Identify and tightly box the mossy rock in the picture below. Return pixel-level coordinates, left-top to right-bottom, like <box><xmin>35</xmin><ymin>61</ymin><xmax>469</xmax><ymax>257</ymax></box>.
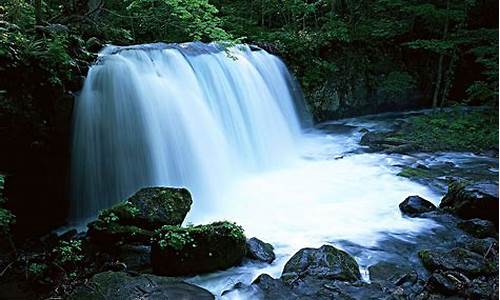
<box><xmin>69</xmin><ymin>271</ymin><xmax>214</xmax><ymax>300</ymax></box>
<box><xmin>88</xmin><ymin>187</ymin><xmax>192</xmax><ymax>246</ymax></box>
<box><xmin>418</xmin><ymin>247</ymin><xmax>495</xmax><ymax>277</ymax></box>
<box><xmin>281</xmin><ymin>245</ymin><xmax>361</xmax><ymax>284</ymax></box>
<box><xmin>397</xmin><ymin>166</ymin><xmax>434</xmax><ymax>179</ymax></box>
<box><xmin>151</xmin><ymin>221</ymin><xmax>246</xmax><ymax>276</ymax></box>
<box><xmin>440</xmin><ymin>181</ymin><xmax>499</xmax><ymax>224</ymax></box>
<box><xmin>100</xmin><ymin>187</ymin><xmax>192</xmax><ymax>230</ymax></box>
<box><xmin>87</xmin><ymin>221</ymin><xmax>153</xmax><ymax>245</ymax></box>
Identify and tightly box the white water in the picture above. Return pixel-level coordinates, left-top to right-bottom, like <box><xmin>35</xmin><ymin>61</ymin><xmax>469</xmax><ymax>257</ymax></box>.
<box><xmin>72</xmin><ymin>43</ymin><xmax>441</xmax><ymax>298</ymax></box>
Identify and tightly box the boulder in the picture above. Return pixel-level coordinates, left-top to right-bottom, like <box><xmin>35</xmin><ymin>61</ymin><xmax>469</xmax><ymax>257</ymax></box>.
<box><xmin>440</xmin><ymin>181</ymin><xmax>499</xmax><ymax>224</ymax></box>
<box><xmin>458</xmin><ymin>218</ymin><xmax>497</xmax><ymax>239</ymax></box>
<box><xmin>360</xmin><ymin>132</ymin><xmax>389</xmax><ymax>149</ymax></box>
<box><xmin>87</xmin><ymin>221</ymin><xmax>154</xmax><ymax>245</ymax></box>
<box><xmin>69</xmin><ymin>271</ymin><xmax>213</xmax><ymax>300</ymax></box>
<box><xmin>246</xmin><ymin>237</ymin><xmax>276</xmax><ymax>263</ymax></box>
<box><xmin>281</xmin><ymin>245</ymin><xmax>361</xmax><ymax>284</ymax></box>
<box><xmin>427</xmin><ymin>271</ymin><xmax>469</xmax><ymax>295</ymax></box>
<box><xmin>399</xmin><ymin>195</ymin><xmax>436</xmax><ymax>217</ymax></box>
<box><xmin>368</xmin><ymin>261</ymin><xmax>414</xmax><ymax>283</ymax></box>
<box><xmin>116</xmin><ymin>244</ymin><xmax>151</xmax><ymax>272</ymax></box>
<box><xmin>151</xmin><ymin>221</ymin><xmax>246</xmax><ymax>276</ymax></box>
<box><xmin>102</xmin><ymin>187</ymin><xmax>192</xmax><ymax>230</ymax></box>
<box><xmin>418</xmin><ymin>247</ymin><xmax>494</xmax><ymax>277</ymax></box>
<box><xmin>252</xmin><ymin>274</ymin><xmax>300</xmax><ymax>300</ymax></box>
<box><xmin>463</xmin><ymin>238</ymin><xmax>497</xmax><ymax>257</ymax></box>
<box><xmin>88</xmin><ymin>187</ymin><xmax>192</xmax><ymax>245</ymax></box>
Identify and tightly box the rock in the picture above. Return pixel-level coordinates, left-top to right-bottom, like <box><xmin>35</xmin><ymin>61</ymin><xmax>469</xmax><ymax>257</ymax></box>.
<box><xmin>69</xmin><ymin>271</ymin><xmax>214</xmax><ymax>300</ymax></box>
<box><xmin>316</xmin><ymin>123</ymin><xmax>357</xmax><ymax>134</ymax></box>
<box><xmin>427</xmin><ymin>271</ymin><xmax>469</xmax><ymax>295</ymax></box>
<box><xmin>281</xmin><ymin>245</ymin><xmax>361</xmax><ymax>284</ymax></box>
<box><xmin>116</xmin><ymin>244</ymin><xmax>151</xmax><ymax>272</ymax></box>
<box><xmin>88</xmin><ymin>187</ymin><xmax>192</xmax><ymax>245</ymax></box>
<box><xmin>86</xmin><ymin>37</ymin><xmax>103</xmax><ymax>53</ymax></box>
<box><xmin>458</xmin><ymin>218</ymin><xmax>497</xmax><ymax>239</ymax></box>
<box><xmin>368</xmin><ymin>261</ymin><xmax>414</xmax><ymax>283</ymax></box>
<box><xmin>151</xmin><ymin>221</ymin><xmax>246</xmax><ymax>276</ymax></box>
<box><xmin>463</xmin><ymin>238</ymin><xmax>498</xmax><ymax>257</ymax></box>
<box><xmin>246</xmin><ymin>237</ymin><xmax>276</xmax><ymax>263</ymax></box>
<box><xmin>360</xmin><ymin>132</ymin><xmax>389</xmax><ymax>149</ymax></box>
<box><xmin>466</xmin><ymin>276</ymin><xmax>498</xmax><ymax>299</ymax></box>
<box><xmin>104</xmin><ymin>187</ymin><xmax>192</xmax><ymax>230</ymax></box>
<box><xmin>399</xmin><ymin>195</ymin><xmax>436</xmax><ymax>217</ymax></box>
<box><xmin>58</xmin><ymin>229</ymin><xmax>78</xmax><ymax>241</ymax></box>
<box><xmin>87</xmin><ymin>221</ymin><xmax>154</xmax><ymax>245</ymax></box>
<box><xmin>252</xmin><ymin>274</ymin><xmax>300</xmax><ymax>300</ymax></box>
<box><xmin>419</xmin><ymin>247</ymin><xmax>494</xmax><ymax>277</ymax></box>
<box><xmin>440</xmin><ymin>181</ymin><xmax>499</xmax><ymax>224</ymax></box>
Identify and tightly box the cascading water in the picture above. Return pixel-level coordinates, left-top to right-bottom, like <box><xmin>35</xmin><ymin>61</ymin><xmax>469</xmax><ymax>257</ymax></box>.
<box><xmin>70</xmin><ymin>42</ymin><xmax>309</xmax><ymax>223</ymax></box>
<box><xmin>71</xmin><ymin>42</ymin><xmax>444</xmax><ymax>298</ymax></box>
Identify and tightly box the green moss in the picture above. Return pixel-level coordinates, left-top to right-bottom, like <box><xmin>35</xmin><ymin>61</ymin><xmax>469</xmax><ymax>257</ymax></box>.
<box><xmin>397</xmin><ymin>167</ymin><xmax>433</xmax><ymax>179</ymax></box>
<box><xmin>153</xmin><ymin>221</ymin><xmax>246</xmax><ymax>251</ymax></box>
<box><xmin>390</xmin><ymin>109</ymin><xmax>498</xmax><ymax>152</ymax></box>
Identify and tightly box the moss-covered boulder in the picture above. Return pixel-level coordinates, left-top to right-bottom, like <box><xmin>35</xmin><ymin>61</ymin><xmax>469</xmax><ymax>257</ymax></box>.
<box><xmin>440</xmin><ymin>181</ymin><xmax>499</xmax><ymax>224</ymax></box>
<box><xmin>151</xmin><ymin>221</ymin><xmax>246</xmax><ymax>276</ymax></box>
<box><xmin>281</xmin><ymin>245</ymin><xmax>361</xmax><ymax>284</ymax></box>
<box><xmin>88</xmin><ymin>187</ymin><xmax>192</xmax><ymax>245</ymax></box>
<box><xmin>69</xmin><ymin>271</ymin><xmax>214</xmax><ymax>300</ymax></box>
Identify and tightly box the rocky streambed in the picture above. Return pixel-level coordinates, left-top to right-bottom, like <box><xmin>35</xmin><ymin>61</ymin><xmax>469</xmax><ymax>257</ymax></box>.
<box><xmin>0</xmin><ymin>110</ymin><xmax>497</xmax><ymax>299</ymax></box>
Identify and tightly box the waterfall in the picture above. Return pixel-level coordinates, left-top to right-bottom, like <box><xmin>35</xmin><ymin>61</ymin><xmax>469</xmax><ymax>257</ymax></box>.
<box><xmin>70</xmin><ymin>42</ymin><xmax>310</xmax><ymax>223</ymax></box>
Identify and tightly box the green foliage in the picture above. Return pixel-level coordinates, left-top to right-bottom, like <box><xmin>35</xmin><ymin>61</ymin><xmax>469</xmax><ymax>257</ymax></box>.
<box><xmin>102</xmin><ymin>212</ymin><xmax>119</xmax><ymax>224</ymax></box>
<box><xmin>27</xmin><ymin>262</ymin><xmax>48</xmax><ymax>279</ymax></box>
<box><xmin>392</xmin><ymin>109</ymin><xmax>499</xmax><ymax>152</ymax></box>
<box><xmin>405</xmin><ymin>39</ymin><xmax>455</xmax><ymax>54</ymax></box>
<box><xmin>54</xmin><ymin>239</ymin><xmax>84</xmax><ymax>266</ymax></box>
<box><xmin>0</xmin><ymin>175</ymin><xmax>15</xmax><ymax>233</ymax></box>
<box><xmin>154</xmin><ymin>221</ymin><xmax>245</xmax><ymax>251</ymax></box>
<box><xmin>125</xmin><ymin>0</ymin><xmax>233</xmax><ymax>42</ymax></box>
<box><xmin>380</xmin><ymin>71</ymin><xmax>416</xmax><ymax>95</ymax></box>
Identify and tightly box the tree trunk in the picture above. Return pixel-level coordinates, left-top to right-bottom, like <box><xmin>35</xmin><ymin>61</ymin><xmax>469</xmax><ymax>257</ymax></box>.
<box><xmin>432</xmin><ymin>0</ymin><xmax>450</xmax><ymax>108</ymax></box>
<box><xmin>441</xmin><ymin>49</ymin><xmax>458</xmax><ymax>107</ymax></box>
<box><xmin>35</xmin><ymin>0</ymin><xmax>42</xmax><ymax>25</ymax></box>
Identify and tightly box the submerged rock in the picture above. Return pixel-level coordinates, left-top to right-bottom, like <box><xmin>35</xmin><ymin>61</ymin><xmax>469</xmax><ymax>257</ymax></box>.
<box><xmin>419</xmin><ymin>247</ymin><xmax>494</xmax><ymax>277</ymax></box>
<box><xmin>458</xmin><ymin>218</ymin><xmax>497</xmax><ymax>239</ymax></box>
<box><xmin>88</xmin><ymin>187</ymin><xmax>192</xmax><ymax>245</ymax></box>
<box><xmin>399</xmin><ymin>195</ymin><xmax>436</xmax><ymax>217</ymax></box>
<box><xmin>440</xmin><ymin>181</ymin><xmax>499</xmax><ymax>224</ymax></box>
<box><xmin>281</xmin><ymin>245</ymin><xmax>361</xmax><ymax>284</ymax></box>
<box><xmin>246</xmin><ymin>237</ymin><xmax>276</xmax><ymax>263</ymax></box>
<box><xmin>69</xmin><ymin>271</ymin><xmax>213</xmax><ymax>300</ymax></box>
<box><xmin>151</xmin><ymin>221</ymin><xmax>246</xmax><ymax>276</ymax></box>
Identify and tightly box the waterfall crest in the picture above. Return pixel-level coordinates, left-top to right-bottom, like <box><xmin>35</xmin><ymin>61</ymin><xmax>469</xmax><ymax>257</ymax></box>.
<box><xmin>70</xmin><ymin>42</ymin><xmax>310</xmax><ymax>223</ymax></box>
